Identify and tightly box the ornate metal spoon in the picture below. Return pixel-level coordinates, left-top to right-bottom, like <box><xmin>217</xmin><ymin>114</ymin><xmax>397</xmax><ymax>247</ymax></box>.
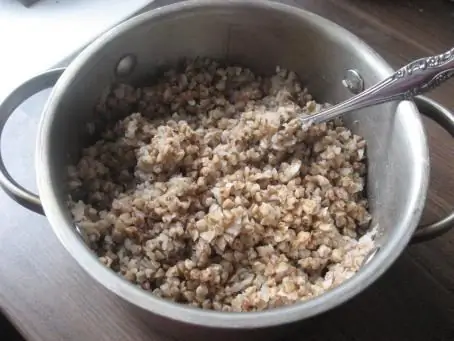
<box><xmin>301</xmin><ymin>47</ymin><xmax>454</xmax><ymax>125</ymax></box>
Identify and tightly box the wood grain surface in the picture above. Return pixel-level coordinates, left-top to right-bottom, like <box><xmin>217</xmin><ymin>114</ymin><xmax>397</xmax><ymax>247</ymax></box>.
<box><xmin>0</xmin><ymin>0</ymin><xmax>453</xmax><ymax>340</ymax></box>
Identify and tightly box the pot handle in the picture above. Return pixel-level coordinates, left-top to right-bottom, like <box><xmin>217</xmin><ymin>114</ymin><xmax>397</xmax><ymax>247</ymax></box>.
<box><xmin>411</xmin><ymin>95</ymin><xmax>454</xmax><ymax>243</ymax></box>
<box><xmin>0</xmin><ymin>68</ymin><xmax>65</xmax><ymax>215</ymax></box>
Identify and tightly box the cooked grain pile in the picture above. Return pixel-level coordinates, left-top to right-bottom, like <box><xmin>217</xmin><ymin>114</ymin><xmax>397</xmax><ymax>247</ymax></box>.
<box><xmin>68</xmin><ymin>59</ymin><xmax>374</xmax><ymax>312</ymax></box>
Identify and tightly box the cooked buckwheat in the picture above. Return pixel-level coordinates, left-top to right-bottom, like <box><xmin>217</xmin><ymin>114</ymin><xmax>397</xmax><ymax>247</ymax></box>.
<box><xmin>68</xmin><ymin>59</ymin><xmax>374</xmax><ymax>312</ymax></box>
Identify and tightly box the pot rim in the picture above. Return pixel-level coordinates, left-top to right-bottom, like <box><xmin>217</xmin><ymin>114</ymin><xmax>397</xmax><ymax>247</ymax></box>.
<box><xmin>36</xmin><ymin>0</ymin><xmax>429</xmax><ymax>329</ymax></box>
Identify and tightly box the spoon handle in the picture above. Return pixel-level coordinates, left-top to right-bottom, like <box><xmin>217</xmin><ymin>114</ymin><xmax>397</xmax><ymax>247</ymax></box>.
<box><xmin>303</xmin><ymin>47</ymin><xmax>454</xmax><ymax>124</ymax></box>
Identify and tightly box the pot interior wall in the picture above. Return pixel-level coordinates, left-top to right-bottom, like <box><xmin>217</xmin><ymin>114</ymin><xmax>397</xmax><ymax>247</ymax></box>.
<box><xmin>46</xmin><ymin>3</ymin><xmax>424</xmax><ymax>256</ymax></box>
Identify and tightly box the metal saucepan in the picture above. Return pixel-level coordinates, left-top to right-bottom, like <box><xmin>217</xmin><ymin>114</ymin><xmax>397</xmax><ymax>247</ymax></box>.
<box><xmin>1</xmin><ymin>0</ymin><xmax>453</xmax><ymax>336</ymax></box>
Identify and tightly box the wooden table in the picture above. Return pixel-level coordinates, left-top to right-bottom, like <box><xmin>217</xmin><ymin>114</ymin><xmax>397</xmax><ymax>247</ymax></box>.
<box><xmin>1</xmin><ymin>0</ymin><xmax>453</xmax><ymax>340</ymax></box>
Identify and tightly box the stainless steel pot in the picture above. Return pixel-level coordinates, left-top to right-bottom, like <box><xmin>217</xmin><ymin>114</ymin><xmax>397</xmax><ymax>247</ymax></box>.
<box><xmin>1</xmin><ymin>0</ymin><xmax>453</xmax><ymax>334</ymax></box>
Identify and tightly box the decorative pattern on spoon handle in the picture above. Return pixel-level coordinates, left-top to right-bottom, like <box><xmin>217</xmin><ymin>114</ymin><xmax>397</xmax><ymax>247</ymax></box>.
<box><xmin>300</xmin><ymin>47</ymin><xmax>454</xmax><ymax>125</ymax></box>
<box><xmin>392</xmin><ymin>47</ymin><xmax>454</xmax><ymax>99</ymax></box>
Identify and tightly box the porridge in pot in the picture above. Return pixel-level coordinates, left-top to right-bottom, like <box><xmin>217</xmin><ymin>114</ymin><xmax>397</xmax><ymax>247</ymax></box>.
<box><xmin>67</xmin><ymin>59</ymin><xmax>375</xmax><ymax>312</ymax></box>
